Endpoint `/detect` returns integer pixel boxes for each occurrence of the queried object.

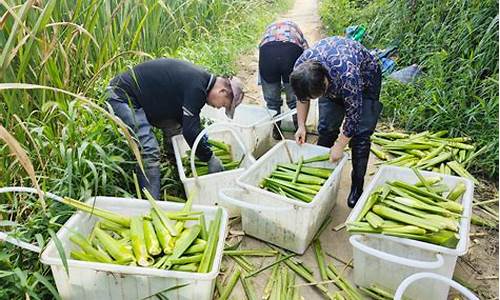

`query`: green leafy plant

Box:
[320,0,498,179]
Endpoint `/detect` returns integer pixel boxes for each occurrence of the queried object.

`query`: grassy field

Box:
[0,0,289,298]
[320,0,499,180]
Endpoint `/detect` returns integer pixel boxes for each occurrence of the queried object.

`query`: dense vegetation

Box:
[320,0,499,179]
[0,0,289,298]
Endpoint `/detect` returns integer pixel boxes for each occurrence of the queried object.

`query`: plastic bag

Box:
[389,64,422,83]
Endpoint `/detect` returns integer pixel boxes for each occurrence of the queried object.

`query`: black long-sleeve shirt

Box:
[110,58,215,161]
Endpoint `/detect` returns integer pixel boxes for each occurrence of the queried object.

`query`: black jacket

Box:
[110,58,215,161]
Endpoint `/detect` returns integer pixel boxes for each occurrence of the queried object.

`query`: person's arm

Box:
[182,113,213,162]
[292,51,315,144]
[297,100,310,126]
[329,132,351,162]
[181,89,213,162]
[295,100,310,144]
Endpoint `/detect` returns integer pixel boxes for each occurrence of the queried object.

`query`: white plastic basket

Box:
[172,123,256,217]
[346,166,474,300]
[279,100,319,134]
[395,272,479,300]
[219,140,348,254]
[40,196,228,300]
[200,104,295,157]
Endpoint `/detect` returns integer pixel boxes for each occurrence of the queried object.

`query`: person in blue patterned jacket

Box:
[259,20,309,139]
[290,36,383,208]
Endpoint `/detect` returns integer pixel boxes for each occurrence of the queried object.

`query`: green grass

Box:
[0,0,290,298]
[320,0,499,179]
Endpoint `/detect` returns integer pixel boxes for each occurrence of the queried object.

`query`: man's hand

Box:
[330,133,351,162]
[295,101,310,144]
[329,142,344,162]
[295,126,307,144]
[207,155,224,174]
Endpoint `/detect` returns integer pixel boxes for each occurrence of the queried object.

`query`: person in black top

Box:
[106,58,244,199]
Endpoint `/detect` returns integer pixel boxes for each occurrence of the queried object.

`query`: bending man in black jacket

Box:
[106,58,244,199]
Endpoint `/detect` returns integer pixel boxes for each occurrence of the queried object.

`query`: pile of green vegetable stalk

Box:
[65,190,222,273]
[312,239,363,300]
[371,130,483,184]
[214,237,365,300]
[216,263,305,300]
[260,251,323,299]
[265,265,303,300]
[267,241,361,300]
[182,139,242,177]
[347,168,467,248]
[260,154,334,203]
[359,284,403,300]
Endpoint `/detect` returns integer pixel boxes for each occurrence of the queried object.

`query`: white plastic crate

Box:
[219,140,348,254]
[395,272,479,300]
[200,104,295,157]
[40,196,228,300]
[346,166,474,300]
[279,100,319,134]
[172,124,256,217]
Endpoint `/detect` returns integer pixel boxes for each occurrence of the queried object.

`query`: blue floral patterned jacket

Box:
[294,36,380,137]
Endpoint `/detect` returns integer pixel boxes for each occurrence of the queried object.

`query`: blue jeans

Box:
[107,89,181,199]
[261,77,297,115]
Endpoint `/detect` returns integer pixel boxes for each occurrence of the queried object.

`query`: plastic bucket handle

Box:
[255,108,297,127]
[219,188,293,212]
[349,235,444,269]
[190,123,255,180]
[0,187,66,253]
[394,272,479,300]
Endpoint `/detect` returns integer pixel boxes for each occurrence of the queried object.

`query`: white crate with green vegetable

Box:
[40,196,228,300]
[220,140,348,254]
[200,103,296,157]
[173,124,256,216]
[346,165,474,300]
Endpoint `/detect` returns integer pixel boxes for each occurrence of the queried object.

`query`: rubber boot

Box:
[347,136,371,208]
[137,164,161,199]
[272,121,282,140]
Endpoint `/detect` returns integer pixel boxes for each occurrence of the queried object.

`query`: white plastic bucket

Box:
[395,272,479,300]
[279,101,319,134]
[40,196,228,300]
[200,104,295,157]
[346,166,474,300]
[219,140,348,254]
[172,123,256,217]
